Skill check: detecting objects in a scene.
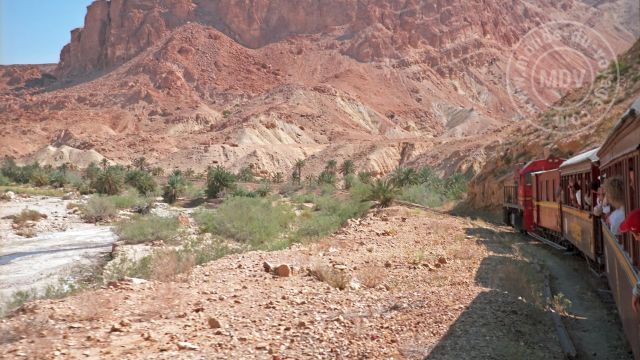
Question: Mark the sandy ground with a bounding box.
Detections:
[3,205,628,359]
[0,196,116,299]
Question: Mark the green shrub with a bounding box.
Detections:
[125,170,157,195]
[206,165,236,198]
[29,167,50,187]
[237,166,255,182]
[83,196,118,222]
[1,157,20,181]
[255,182,271,197]
[106,189,146,209]
[49,170,69,188]
[194,197,295,249]
[357,171,373,184]
[294,193,370,239]
[164,171,187,204]
[83,162,101,181]
[0,174,10,186]
[390,167,419,187]
[231,188,257,198]
[367,179,398,207]
[399,184,446,207]
[317,170,336,185]
[93,166,125,195]
[115,215,180,245]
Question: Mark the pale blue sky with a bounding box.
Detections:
[0,0,93,65]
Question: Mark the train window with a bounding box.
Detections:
[552,179,556,201]
[630,158,636,211]
[546,180,550,201]
[525,173,532,185]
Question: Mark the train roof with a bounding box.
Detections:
[597,97,640,167]
[519,157,564,175]
[559,147,599,175]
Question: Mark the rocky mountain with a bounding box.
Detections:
[467,39,640,208]
[1,0,638,177]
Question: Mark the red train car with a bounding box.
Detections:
[559,148,601,261]
[503,157,564,232]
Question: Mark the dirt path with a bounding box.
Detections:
[0,207,627,359]
[491,225,632,360]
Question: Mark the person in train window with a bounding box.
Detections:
[574,182,582,208]
[584,180,600,209]
[622,209,640,312]
[568,183,577,207]
[603,177,626,235]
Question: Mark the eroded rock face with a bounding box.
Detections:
[57,0,619,77]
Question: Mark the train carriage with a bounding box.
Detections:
[597,98,640,358]
[559,148,601,261]
[532,169,562,243]
[503,157,564,232]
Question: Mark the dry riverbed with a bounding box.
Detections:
[0,194,116,301]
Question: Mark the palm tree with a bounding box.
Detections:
[340,159,355,177]
[293,159,305,185]
[367,179,398,208]
[390,167,419,187]
[164,172,186,203]
[326,160,337,173]
[133,157,148,171]
[100,158,109,171]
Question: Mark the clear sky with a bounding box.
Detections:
[0,0,93,65]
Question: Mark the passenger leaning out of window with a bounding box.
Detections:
[624,210,640,313]
[603,177,626,236]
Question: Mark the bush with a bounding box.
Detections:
[12,209,47,225]
[49,170,69,188]
[358,171,373,184]
[125,170,157,195]
[237,166,255,182]
[83,162,101,182]
[294,193,370,239]
[106,189,147,209]
[390,167,419,187]
[0,174,10,186]
[317,170,336,185]
[399,184,446,207]
[206,166,236,198]
[83,196,118,222]
[115,216,180,245]
[194,197,295,249]
[29,168,50,187]
[231,188,257,198]
[93,166,125,195]
[367,179,398,207]
[164,172,187,204]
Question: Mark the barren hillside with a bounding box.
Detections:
[1,0,638,177]
[467,39,640,208]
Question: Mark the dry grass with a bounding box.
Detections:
[310,262,352,290]
[12,209,47,226]
[357,266,386,289]
[150,250,196,282]
[74,293,116,322]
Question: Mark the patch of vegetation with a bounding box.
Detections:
[115,215,181,245]
[367,179,398,208]
[92,166,125,195]
[82,196,118,223]
[12,209,47,226]
[125,170,157,196]
[195,197,295,249]
[164,170,187,204]
[206,165,236,198]
[294,191,371,239]
[310,262,352,290]
[0,186,65,197]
